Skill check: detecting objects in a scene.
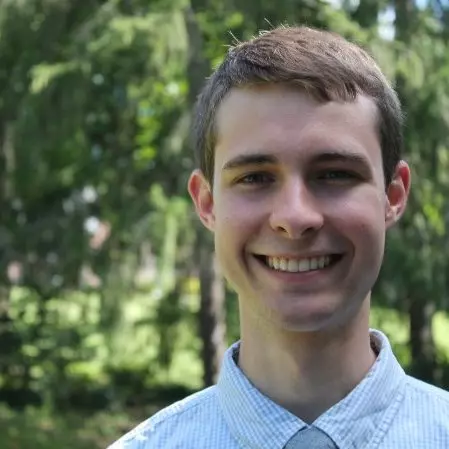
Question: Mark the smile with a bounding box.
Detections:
[256,254,342,273]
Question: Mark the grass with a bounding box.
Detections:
[0,405,160,449]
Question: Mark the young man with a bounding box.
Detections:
[110,26,449,448]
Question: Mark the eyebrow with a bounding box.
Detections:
[311,150,372,168]
[222,153,278,170]
[222,150,372,171]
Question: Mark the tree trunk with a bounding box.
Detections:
[351,0,381,29]
[394,0,438,385]
[394,0,415,42]
[0,285,13,378]
[199,240,226,386]
[185,5,227,386]
[408,296,439,383]
[0,122,15,377]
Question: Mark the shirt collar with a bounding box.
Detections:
[217,329,406,449]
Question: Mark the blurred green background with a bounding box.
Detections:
[1,0,449,447]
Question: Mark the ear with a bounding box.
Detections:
[188,169,215,232]
[385,160,411,228]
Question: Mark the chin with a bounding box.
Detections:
[268,306,338,333]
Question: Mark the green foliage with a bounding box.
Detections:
[1,0,449,439]
[0,405,149,449]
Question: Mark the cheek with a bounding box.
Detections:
[214,193,264,235]
[213,196,264,275]
[326,191,386,240]
[213,210,249,292]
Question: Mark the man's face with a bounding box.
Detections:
[189,84,410,332]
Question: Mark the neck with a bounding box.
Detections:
[238,298,376,423]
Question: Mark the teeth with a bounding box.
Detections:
[288,259,299,272]
[280,258,288,271]
[298,259,309,272]
[266,255,334,273]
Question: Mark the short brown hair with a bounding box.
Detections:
[192,26,403,186]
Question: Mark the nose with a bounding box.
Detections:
[269,178,324,239]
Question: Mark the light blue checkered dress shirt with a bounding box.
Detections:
[108,329,449,448]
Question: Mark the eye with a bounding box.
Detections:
[317,170,359,181]
[237,172,275,185]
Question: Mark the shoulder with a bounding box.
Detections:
[107,386,221,449]
[405,375,449,406]
[382,376,449,446]
[401,375,449,426]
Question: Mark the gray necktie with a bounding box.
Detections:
[284,427,337,448]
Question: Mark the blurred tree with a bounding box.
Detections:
[0,0,191,406]
[375,0,449,384]
[0,0,448,413]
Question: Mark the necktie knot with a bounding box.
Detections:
[284,426,337,449]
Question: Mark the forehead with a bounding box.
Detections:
[214,84,382,170]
